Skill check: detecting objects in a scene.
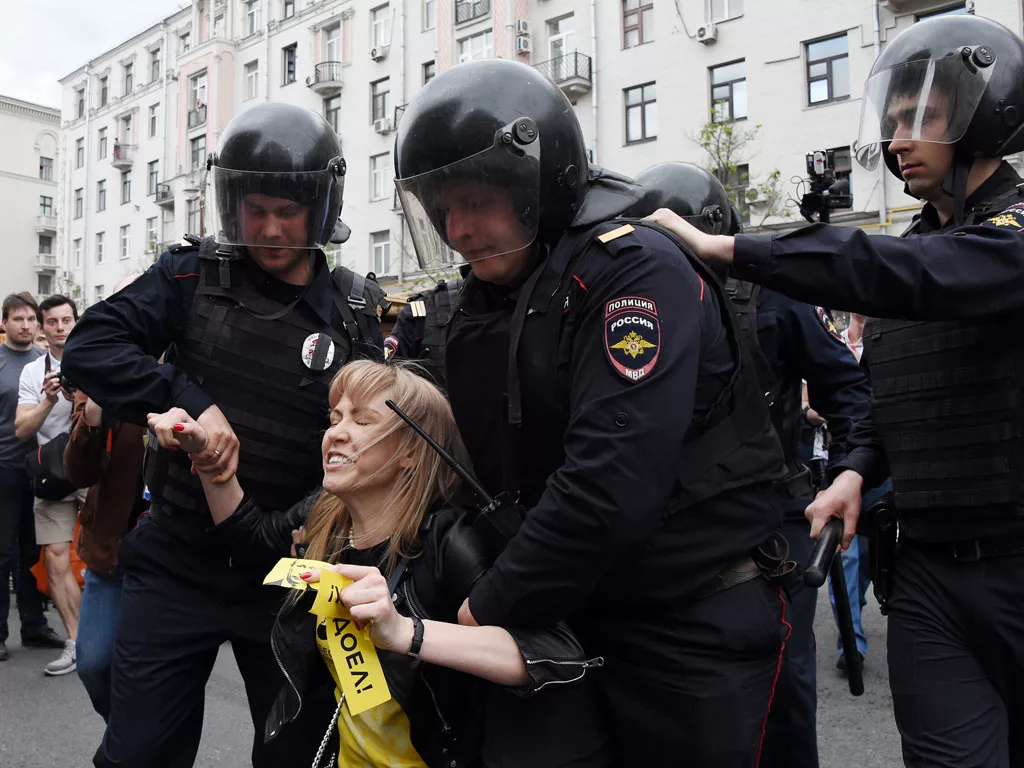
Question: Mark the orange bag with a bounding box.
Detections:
[30,521,87,596]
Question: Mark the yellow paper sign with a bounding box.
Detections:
[262,558,331,591]
[325,613,392,716]
[310,569,353,618]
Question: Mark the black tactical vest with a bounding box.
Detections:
[145,239,383,514]
[413,279,461,388]
[504,221,785,510]
[866,185,1024,512]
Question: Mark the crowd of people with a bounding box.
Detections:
[2,11,1024,768]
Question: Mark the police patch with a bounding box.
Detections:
[383,335,399,361]
[982,202,1024,231]
[815,307,845,344]
[604,297,660,382]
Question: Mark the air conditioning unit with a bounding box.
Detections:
[697,23,718,45]
[515,20,530,36]
[370,46,387,61]
[374,117,394,134]
[515,36,532,54]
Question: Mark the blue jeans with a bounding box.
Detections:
[77,567,123,721]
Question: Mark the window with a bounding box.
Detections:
[38,275,52,296]
[190,135,206,171]
[625,82,657,143]
[325,24,341,62]
[121,171,132,204]
[371,78,390,122]
[150,49,161,82]
[76,88,85,118]
[146,217,159,251]
[372,5,392,49]
[284,0,295,18]
[39,156,53,181]
[97,180,107,212]
[246,0,261,35]
[423,0,436,30]
[710,0,743,21]
[121,115,132,144]
[74,189,83,219]
[187,198,201,234]
[807,34,849,105]
[179,31,191,53]
[39,235,52,255]
[245,61,260,100]
[148,161,159,195]
[120,225,131,259]
[710,60,747,121]
[282,44,297,85]
[73,239,82,268]
[549,16,576,66]
[98,127,108,158]
[623,0,653,49]
[370,153,391,200]
[76,138,84,168]
[371,230,392,275]
[96,231,105,263]
[95,285,105,303]
[213,14,225,38]
[99,76,108,106]
[458,30,493,63]
[423,61,436,84]
[40,196,53,216]
[189,72,208,108]
[149,104,159,137]
[916,4,967,20]
[324,96,340,132]
[455,0,488,24]
[123,63,134,95]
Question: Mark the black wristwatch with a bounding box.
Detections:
[408,616,425,659]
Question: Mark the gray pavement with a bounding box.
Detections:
[1,588,902,767]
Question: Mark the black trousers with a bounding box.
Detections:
[94,514,322,768]
[0,466,47,644]
[760,518,819,768]
[586,576,789,767]
[888,540,1024,768]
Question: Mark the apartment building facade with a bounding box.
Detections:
[57,0,1024,304]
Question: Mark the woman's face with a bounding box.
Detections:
[322,388,406,499]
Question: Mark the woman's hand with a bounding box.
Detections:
[302,564,414,654]
[146,408,210,460]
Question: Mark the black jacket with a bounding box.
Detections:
[216,490,611,768]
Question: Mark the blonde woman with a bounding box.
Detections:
[148,361,609,768]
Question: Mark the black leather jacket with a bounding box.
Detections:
[216,490,610,768]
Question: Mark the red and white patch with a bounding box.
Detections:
[604,296,660,383]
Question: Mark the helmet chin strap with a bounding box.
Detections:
[940,152,973,227]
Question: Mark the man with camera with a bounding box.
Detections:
[15,294,84,676]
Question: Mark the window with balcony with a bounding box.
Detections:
[121,115,133,144]
[40,196,53,216]
[39,156,53,181]
[807,34,849,105]
[282,44,297,85]
[423,61,436,84]
[151,49,161,82]
[372,230,392,275]
[121,171,132,204]
[73,239,82,268]
[284,0,295,19]
[120,225,131,259]
[189,72,207,111]
[179,31,191,53]
[324,96,340,132]
[710,0,743,21]
[371,153,391,200]
[423,0,436,30]
[625,82,657,143]
[96,231,105,263]
[246,0,261,35]
[98,127,108,158]
[187,198,201,234]
[455,0,489,24]
[324,24,341,63]
[39,235,52,255]
[38,274,52,296]
[623,0,653,49]
[245,61,260,100]
[76,138,84,168]
[371,78,390,122]
[147,217,159,251]
[458,30,493,63]
[76,88,85,119]
[123,63,134,95]
[148,161,159,195]
[99,76,108,106]
[191,136,206,171]
[548,15,576,60]
[149,104,159,137]
[372,5,391,49]
[74,189,83,219]
[97,180,107,212]
[710,60,747,121]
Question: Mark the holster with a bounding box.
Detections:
[862,496,897,616]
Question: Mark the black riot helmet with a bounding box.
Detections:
[394,59,589,268]
[208,102,346,250]
[627,162,733,236]
[855,15,1024,186]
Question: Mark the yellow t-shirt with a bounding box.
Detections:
[316,617,428,768]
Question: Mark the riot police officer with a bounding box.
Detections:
[395,59,791,766]
[63,103,384,768]
[385,276,464,388]
[632,162,872,768]
[650,15,1024,767]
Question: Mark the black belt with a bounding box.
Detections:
[902,534,1024,562]
[697,556,761,600]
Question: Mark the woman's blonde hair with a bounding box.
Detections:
[303,360,465,570]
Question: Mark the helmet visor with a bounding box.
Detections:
[855,55,994,170]
[209,166,343,250]
[395,133,541,270]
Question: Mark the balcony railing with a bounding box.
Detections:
[308,62,344,94]
[188,104,208,129]
[455,0,489,24]
[35,214,57,232]
[533,52,593,100]
[155,183,174,206]
[34,252,57,270]
[111,143,135,169]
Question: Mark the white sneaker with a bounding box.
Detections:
[44,639,76,676]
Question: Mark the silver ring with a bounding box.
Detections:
[213,449,221,457]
